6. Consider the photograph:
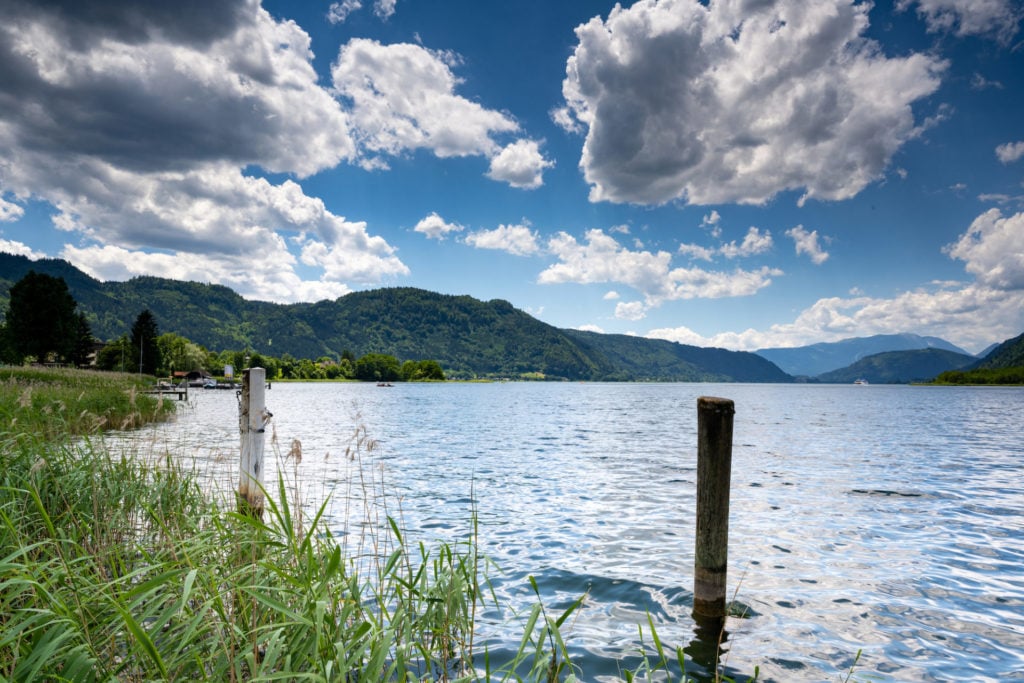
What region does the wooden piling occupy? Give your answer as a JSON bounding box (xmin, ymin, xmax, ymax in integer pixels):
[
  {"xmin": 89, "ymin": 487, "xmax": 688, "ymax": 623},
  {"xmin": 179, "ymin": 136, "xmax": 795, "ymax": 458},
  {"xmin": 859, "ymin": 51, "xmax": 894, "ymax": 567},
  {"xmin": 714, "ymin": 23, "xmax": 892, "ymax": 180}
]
[
  {"xmin": 693, "ymin": 396, "xmax": 735, "ymax": 620},
  {"xmin": 239, "ymin": 367, "xmax": 268, "ymax": 518}
]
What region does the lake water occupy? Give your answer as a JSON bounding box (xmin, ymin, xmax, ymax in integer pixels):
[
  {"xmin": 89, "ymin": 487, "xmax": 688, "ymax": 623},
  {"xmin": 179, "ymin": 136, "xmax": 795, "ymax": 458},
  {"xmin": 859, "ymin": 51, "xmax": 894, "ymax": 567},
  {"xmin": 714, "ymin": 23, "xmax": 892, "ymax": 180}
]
[{"xmin": 111, "ymin": 382, "xmax": 1024, "ymax": 682}]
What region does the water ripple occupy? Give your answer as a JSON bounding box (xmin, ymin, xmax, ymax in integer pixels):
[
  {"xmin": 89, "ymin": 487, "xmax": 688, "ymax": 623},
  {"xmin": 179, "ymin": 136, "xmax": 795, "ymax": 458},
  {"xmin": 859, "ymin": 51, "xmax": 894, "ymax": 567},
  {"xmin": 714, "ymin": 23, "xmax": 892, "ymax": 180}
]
[{"xmin": 109, "ymin": 382, "xmax": 1024, "ymax": 682}]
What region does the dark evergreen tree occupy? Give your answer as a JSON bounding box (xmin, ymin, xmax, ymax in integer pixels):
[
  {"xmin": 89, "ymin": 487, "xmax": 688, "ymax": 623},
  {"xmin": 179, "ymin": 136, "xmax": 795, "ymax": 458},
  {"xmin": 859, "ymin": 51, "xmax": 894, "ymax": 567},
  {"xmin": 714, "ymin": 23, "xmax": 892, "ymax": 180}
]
[
  {"xmin": 130, "ymin": 309, "xmax": 162, "ymax": 376},
  {"xmin": 70, "ymin": 312, "xmax": 95, "ymax": 367},
  {"xmin": 3, "ymin": 271, "xmax": 78, "ymax": 363}
]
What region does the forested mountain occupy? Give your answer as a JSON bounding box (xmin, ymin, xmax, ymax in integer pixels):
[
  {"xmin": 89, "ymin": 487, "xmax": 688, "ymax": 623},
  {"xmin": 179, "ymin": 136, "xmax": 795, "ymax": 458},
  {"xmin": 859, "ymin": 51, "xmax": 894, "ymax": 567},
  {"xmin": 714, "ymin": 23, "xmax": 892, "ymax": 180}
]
[
  {"xmin": 755, "ymin": 333, "xmax": 969, "ymax": 377},
  {"xmin": 973, "ymin": 332, "xmax": 1024, "ymax": 370},
  {"xmin": 564, "ymin": 330, "xmax": 791, "ymax": 382},
  {"xmin": 1, "ymin": 253, "xmax": 788, "ymax": 382},
  {"xmin": 816, "ymin": 348, "xmax": 976, "ymax": 384}
]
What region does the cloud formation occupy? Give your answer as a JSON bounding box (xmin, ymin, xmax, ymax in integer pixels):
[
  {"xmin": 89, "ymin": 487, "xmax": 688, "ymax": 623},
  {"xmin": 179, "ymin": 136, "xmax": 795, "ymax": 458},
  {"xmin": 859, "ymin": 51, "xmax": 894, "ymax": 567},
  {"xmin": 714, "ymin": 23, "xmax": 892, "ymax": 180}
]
[
  {"xmin": 487, "ymin": 140, "xmax": 555, "ymax": 189},
  {"xmin": 679, "ymin": 226, "xmax": 773, "ymax": 261},
  {"xmin": 0, "ymin": 1, "xmax": 551, "ymax": 302},
  {"xmin": 559, "ymin": 0, "xmax": 945, "ymax": 206},
  {"xmin": 328, "ymin": 0, "xmax": 363, "ymax": 24},
  {"xmin": 649, "ymin": 208, "xmax": 1024, "ymax": 353},
  {"xmin": 464, "ymin": 224, "xmax": 541, "ymax": 256},
  {"xmin": 945, "ymin": 209, "xmax": 1024, "ymax": 290},
  {"xmin": 539, "ymin": 229, "xmax": 781, "ymax": 314},
  {"xmin": 414, "ymin": 213, "xmax": 464, "ymax": 240},
  {"xmin": 996, "ymin": 141, "xmax": 1024, "ymax": 164},
  {"xmin": 898, "ymin": 0, "xmax": 1022, "ymax": 42},
  {"xmin": 786, "ymin": 225, "xmax": 830, "ymax": 264},
  {"xmin": 334, "ymin": 39, "xmax": 519, "ymax": 162}
]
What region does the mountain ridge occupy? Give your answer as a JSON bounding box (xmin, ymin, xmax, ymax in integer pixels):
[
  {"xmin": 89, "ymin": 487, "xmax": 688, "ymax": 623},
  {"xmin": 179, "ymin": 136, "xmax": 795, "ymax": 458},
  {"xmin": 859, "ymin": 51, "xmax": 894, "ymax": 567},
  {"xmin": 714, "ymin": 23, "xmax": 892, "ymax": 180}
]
[
  {"xmin": 755, "ymin": 333, "xmax": 971, "ymax": 377},
  {"xmin": 0, "ymin": 252, "xmax": 787, "ymax": 382},
  {"xmin": 816, "ymin": 348, "xmax": 977, "ymax": 384}
]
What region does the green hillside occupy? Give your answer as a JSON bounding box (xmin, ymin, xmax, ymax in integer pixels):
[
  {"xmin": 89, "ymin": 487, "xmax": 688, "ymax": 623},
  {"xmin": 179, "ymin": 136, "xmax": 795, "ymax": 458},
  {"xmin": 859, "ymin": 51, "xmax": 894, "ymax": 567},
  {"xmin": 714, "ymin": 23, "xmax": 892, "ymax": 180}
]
[
  {"xmin": 1, "ymin": 253, "xmax": 790, "ymax": 382},
  {"xmin": 564, "ymin": 329, "xmax": 791, "ymax": 382},
  {"xmin": 974, "ymin": 332, "xmax": 1024, "ymax": 369},
  {"xmin": 816, "ymin": 348, "xmax": 976, "ymax": 384}
]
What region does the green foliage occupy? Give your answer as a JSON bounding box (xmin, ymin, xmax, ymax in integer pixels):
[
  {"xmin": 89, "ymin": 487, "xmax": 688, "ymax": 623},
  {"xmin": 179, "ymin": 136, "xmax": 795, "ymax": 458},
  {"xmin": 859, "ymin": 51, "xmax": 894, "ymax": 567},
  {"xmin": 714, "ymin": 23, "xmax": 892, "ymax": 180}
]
[
  {"xmin": 934, "ymin": 366, "xmax": 1024, "ymax": 385},
  {"xmin": 130, "ymin": 309, "xmax": 162, "ymax": 376},
  {"xmin": 0, "ymin": 363, "xmax": 776, "ymax": 681},
  {"xmin": 817, "ymin": 348, "xmax": 976, "ymax": 384},
  {"xmin": 70, "ymin": 312, "xmax": 95, "ymax": 368},
  {"xmin": 156, "ymin": 332, "xmax": 208, "ymax": 375},
  {"xmin": 354, "ymin": 352, "xmax": 402, "ymax": 382},
  {"xmin": 2, "ymin": 271, "xmax": 79, "ymax": 363},
  {"xmin": 0, "ymin": 410, "xmax": 592, "ymax": 682},
  {"xmin": 0, "ymin": 366, "xmax": 176, "ymax": 442},
  {"xmin": 95, "ymin": 336, "xmax": 131, "ymax": 372},
  {"xmin": 401, "ymin": 359, "xmax": 446, "ymax": 381},
  {"xmin": 975, "ymin": 331, "xmax": 1024, "ymax": 370},
  {"xmin": 0, "ymin": 255, "xmax": 797, "ymax": 381}
]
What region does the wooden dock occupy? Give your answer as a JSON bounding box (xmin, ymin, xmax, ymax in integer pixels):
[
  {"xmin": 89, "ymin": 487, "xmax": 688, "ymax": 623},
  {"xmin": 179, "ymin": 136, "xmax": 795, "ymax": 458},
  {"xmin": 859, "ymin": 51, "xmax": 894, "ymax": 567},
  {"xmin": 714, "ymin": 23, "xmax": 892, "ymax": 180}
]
[{"xmin": 145, "ymin": 387, "xmax": 189, "ymax": 400}]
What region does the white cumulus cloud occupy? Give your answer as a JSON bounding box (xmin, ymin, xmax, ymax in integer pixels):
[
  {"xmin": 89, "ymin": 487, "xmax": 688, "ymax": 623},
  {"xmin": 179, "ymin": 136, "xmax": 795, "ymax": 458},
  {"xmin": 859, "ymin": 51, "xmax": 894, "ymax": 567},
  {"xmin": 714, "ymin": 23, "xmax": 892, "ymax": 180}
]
[
  {"xmin": 559, "ymin": 0, "xmax": 946, "ymax": 206},
  {"xmin": 996, "ymin": 141, "xmax": 1024, "ymax": 164},
  {"xmin": 414, "ymin": 212, "xmax": 464, "ymax": 240},
  {"xmin": 786, "ymin": 225, "xmax": 830, "ymax": 264},
  {"xmin": 328, "ymin": 0, "xmax": 362, "ymax": 24},
  {"xmin": 539, "ymin": 229, "xmax": 781, "ymax": 306},
  {"xmin": 0, "ymin": 196, "xmax": 25, "ymax": 222},
  {"xmin": 332, "ymin": 39, "xmax": 518, "ymax": 164},
  {"xmin": 487, "ymin": 140, "xmax": 554, "ymax": 189},
  {"xmin": 0, "ymin": 1, "xmax": 424, "ymax": 302},
  {"xmin": 374, "ymin": 0, "xmax": 397, "ymax": 20},
  {"xmin": 897, "ymin": 0, "xmax": 1022, "ymax": 42},
  {"xmin": 649, "ymin": 208, "xmax": 1024, "ymax": 353},
  {"xmin": 945, "ymin": 208, "xmax": 1024, "ymax": 290},
  {"xmin": 0, "ymin": 238, "xmax": 44, "ymax": 259},
  {"xmin": 615, "ymin": 301, "xmax": 648, "ymax": 320},
  {"xmin": 720, "ymin": 227, "xmax": 773, "ymax": 259},
  {"xmin": 464, "ymin": 223, "xmax": 541, "ymax": 256}
]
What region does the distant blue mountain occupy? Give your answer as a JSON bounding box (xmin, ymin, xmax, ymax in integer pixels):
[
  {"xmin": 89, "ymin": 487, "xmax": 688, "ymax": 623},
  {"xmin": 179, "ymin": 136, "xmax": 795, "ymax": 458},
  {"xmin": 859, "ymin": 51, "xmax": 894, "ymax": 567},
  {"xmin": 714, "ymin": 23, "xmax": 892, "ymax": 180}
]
[
  {"xmin": 816, "ymin": 348, "xmax": 976, "ymax": 384},
  {"xmin": 755, "ymin": 334, "xmax": 970, "ymax": 377}
]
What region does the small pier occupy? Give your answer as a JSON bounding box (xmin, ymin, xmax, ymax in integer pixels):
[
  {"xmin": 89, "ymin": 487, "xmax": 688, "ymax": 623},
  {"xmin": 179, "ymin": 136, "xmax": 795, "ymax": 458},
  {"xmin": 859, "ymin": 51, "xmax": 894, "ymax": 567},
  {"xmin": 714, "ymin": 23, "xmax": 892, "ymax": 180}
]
[{"xmin": 145, "ymin": 385, "xmax": 189, "ymax": 400}]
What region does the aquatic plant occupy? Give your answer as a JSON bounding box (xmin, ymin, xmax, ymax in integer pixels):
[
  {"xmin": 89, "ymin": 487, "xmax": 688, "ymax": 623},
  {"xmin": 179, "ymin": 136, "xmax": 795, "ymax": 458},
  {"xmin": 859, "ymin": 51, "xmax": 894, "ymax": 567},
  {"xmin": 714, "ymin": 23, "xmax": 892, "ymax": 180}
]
[{"xmin": 0, "ymin": 369, "xmax": 766, "ymax": 681}]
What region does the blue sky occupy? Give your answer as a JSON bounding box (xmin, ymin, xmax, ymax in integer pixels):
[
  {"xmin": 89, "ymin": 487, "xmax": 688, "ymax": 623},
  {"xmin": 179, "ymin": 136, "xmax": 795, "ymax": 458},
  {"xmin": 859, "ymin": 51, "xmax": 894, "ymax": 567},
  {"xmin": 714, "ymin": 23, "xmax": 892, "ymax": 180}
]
[{"xmin": 1, "ymin": 0, "xmax": 1022, "ymax": 354}]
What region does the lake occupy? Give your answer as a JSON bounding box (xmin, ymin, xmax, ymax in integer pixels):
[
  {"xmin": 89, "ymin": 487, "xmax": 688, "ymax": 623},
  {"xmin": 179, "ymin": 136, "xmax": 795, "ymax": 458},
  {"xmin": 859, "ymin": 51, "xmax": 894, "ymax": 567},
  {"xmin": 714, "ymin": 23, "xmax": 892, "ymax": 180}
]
[{"xmin": 111, "ymin": 382, "xmax": 1024, "ymax": 682}]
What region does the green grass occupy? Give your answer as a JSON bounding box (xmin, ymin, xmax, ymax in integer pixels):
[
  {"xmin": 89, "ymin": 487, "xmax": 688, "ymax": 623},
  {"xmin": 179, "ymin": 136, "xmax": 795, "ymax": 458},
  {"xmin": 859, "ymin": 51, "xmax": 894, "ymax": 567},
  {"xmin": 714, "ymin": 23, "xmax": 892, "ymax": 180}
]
[
  {"xmin": 0, "ymin": 367, "xmax": 761, "ymax": 681},
  {"xmin": 0, "ymin": 366, "xmax": 177, "ymax": 442}
]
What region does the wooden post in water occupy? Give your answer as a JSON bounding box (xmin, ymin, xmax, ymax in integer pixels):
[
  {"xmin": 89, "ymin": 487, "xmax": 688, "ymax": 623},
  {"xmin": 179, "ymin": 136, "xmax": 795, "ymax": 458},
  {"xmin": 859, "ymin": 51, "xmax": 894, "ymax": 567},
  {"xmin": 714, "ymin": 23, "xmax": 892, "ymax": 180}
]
[
  {"xmin": 239, "ymin": 367, "xmax": 269, "ymax": 518},
  {"xmin": 694, "ymin": 396, "xmax": 735, "ymax": 621}
]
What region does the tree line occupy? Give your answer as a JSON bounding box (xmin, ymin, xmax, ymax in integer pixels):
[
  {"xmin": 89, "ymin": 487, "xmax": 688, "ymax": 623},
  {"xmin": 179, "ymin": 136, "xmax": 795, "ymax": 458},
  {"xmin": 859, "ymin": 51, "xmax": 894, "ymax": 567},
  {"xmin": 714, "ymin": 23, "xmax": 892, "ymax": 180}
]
[{"xmin": 0, "ymin": 271, "xmax": 445, "ymax": 382}]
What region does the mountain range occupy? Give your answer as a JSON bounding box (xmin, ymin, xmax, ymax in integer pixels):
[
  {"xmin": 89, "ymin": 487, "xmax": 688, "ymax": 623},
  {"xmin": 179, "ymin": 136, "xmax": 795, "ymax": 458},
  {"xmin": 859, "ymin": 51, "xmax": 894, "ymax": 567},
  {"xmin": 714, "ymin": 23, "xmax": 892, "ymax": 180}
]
[
  {"xmin": 0, "ymin": 253, "xmax": 788, "ymax": 382},
  {"xmin": 755, "ymin": 334, "xmax": 973, "ymax": 377},
  {"xmin": 1, "ymin": 252, "xmax": 1019, "ymax": 383}
]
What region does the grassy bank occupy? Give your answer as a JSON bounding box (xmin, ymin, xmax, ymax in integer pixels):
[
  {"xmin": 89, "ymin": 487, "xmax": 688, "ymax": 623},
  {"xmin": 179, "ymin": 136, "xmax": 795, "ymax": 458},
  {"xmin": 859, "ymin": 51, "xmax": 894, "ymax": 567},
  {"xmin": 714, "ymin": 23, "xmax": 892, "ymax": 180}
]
[
  {"xmin": 0, "ymin": 366, "xmax": 177, "ymax": 442},
  {"xmin": 0, "ymin": 368, "xmax": 748, "ymax": 681}
]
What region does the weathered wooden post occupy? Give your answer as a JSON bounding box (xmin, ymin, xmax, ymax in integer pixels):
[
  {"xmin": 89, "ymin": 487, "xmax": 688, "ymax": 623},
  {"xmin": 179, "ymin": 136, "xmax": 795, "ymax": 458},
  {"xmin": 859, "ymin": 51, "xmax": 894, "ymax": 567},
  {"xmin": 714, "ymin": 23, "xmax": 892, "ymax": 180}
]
[
  {"xmin": 239, "ymin": 367, "xmax": 270, "ymax": 518},
  {"xmin": 694, "ymin": 396, "xmax": 734, "ymax": 621}
]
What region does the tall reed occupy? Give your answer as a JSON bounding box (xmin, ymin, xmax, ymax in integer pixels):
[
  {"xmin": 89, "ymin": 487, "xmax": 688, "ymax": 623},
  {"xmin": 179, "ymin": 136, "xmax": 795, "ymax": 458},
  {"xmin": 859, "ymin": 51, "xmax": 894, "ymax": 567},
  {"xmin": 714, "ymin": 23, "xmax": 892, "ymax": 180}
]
[{"xmin": 0, "ymin": 368, "xmax": 757, "ymax": 681}]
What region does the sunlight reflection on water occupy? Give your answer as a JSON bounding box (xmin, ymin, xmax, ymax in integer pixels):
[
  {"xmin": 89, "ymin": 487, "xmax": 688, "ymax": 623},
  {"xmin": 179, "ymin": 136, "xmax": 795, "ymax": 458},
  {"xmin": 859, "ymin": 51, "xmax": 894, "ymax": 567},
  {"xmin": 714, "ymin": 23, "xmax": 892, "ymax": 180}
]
[{"xmin": 106, "ymin": 382, "xmax": 1024, "ymax": 682}]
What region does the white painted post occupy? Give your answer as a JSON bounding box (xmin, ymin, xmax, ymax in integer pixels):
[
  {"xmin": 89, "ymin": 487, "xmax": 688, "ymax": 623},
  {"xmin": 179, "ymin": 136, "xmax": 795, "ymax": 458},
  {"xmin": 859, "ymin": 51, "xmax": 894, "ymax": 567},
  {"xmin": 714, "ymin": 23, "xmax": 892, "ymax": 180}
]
[{"xmin": 239, "ymin": 367, "xmax": 270, "ymax": 518}]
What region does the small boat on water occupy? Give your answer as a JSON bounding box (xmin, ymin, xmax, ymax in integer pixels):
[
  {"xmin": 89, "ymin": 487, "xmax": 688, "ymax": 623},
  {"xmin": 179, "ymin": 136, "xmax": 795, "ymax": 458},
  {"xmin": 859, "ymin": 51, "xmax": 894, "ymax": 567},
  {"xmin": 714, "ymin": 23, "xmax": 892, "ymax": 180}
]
[{"xmin": 854, "ymin": 378, "xmax": 869, "ymax": 385}]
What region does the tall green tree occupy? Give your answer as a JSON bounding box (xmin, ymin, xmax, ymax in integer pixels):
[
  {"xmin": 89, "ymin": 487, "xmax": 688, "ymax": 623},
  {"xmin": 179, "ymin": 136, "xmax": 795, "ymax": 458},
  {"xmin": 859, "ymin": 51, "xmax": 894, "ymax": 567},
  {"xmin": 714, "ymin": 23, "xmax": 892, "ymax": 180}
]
[
  {"xmin": 130, "ymin": 309, "xmax": 162, "ymax": 376},
  {"xmin": 157, "ymin": 333, "xmax": 207, "ymax": 375},
  {"xmin": 354, "ymin": 353, "xmax": 401, "ymax": 382},
  {"xmin": 2, "ymin": 271, "xmax": 78, "ymax": 363},
  {"xmin": 96, "ymin": 335, "xmax": 131, "ymax": 372},
  {"xmin": 401, "ymin": 359, "xmax": 446, "ymax": 381},
  {"xmin": 70, "ymin": 312, "xmax": 96, "ymax": 367}
]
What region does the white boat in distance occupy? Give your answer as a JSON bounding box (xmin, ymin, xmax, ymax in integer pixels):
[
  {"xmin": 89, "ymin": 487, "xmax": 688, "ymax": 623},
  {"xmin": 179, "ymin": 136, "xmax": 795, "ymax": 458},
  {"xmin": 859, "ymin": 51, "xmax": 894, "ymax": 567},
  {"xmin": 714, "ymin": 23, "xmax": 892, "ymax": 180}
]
[{"xmin": 854, "ymin": 378, "xmax": 869, "ymax": 385}]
